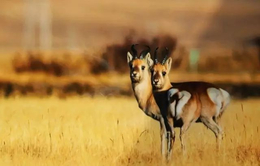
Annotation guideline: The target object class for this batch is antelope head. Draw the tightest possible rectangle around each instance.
[151,47,172,91]
[127,44,153,83]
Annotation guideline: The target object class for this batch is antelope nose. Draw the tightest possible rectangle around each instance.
[132,72,137,77]
[154,79,159,84]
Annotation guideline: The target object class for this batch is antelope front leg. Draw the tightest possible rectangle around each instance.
[160,117,167,160]
[166,117,175,161]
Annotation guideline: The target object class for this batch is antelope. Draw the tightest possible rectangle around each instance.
[150,47,231,159]
[127,44,171,159]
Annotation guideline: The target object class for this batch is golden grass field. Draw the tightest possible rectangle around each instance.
[1,0,260,165]
[0,96,259,166]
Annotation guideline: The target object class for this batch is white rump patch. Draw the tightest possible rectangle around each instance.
[207,88,222,117]
[219,88,231,110]
[168,89,191,119]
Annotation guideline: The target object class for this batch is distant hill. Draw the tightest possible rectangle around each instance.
[0,0,260,51]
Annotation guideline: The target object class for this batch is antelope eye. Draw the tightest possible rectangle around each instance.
[141,66,145,70]
[162,71,166,76]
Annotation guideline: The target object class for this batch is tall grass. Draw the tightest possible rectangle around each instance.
[0,97,259,165]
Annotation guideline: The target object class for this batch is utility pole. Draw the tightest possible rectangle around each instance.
[39,0,52,50]
[23,0,52,50]
[23,0,36,49]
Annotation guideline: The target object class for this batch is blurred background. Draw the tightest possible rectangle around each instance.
[0,0,260,99]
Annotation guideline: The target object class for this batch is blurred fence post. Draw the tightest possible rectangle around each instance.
[189,49,200,72]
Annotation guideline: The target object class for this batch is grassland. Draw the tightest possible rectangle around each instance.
[0,96,259,166]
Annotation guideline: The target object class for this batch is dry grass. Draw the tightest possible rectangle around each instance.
[0,97,259,165]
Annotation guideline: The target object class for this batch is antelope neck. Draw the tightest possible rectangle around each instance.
[132,76,153,111]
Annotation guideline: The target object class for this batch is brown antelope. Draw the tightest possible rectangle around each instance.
[127,44,173,159]
[150,47,231,158]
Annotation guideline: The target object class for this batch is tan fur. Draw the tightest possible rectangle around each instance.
[127,51,168,159]
[150,57,231,158]
[128,49,230,160]
[128,54,159,117]
[152,63,172,91]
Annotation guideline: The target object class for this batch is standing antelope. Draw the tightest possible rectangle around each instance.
[127,44,173,159]
[150,47,231,159]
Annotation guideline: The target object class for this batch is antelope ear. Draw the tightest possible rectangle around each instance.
[127,52,133,63]
[165,57,172,73]
[145,53,154,68]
